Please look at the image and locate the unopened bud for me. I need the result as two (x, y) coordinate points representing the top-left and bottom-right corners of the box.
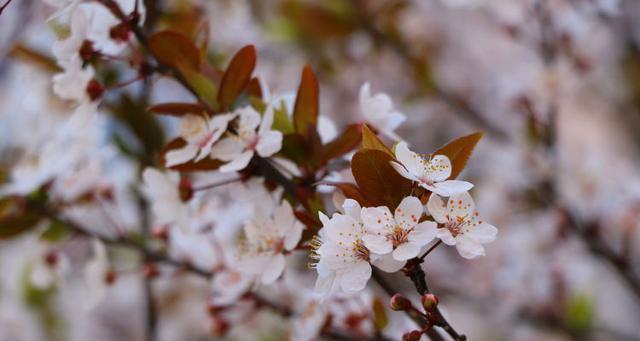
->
(179, 178), (193, 202)
(86, 79), (104, 101)
(79, 40), (95, 62)
(44, 251), (58, 268)
(208, 316), (229, 336)
(402, 330), (422, 341)
(421, 293), (439, 311)
(143, 263), (159, 279)
(109, 22), (131, 42)
(390, 293), (412, 311)
(104, 269), (117, 285)
(152, 226), (169, 241)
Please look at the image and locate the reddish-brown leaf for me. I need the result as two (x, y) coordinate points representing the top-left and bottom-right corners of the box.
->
(320, 124), (362, 164)
(433, 132), (483, 179)
(293, 65), (319, 137)
(316, 182), (369, 206)
(361, 124), (393, 156)
(245, 77), (263, 99)
(0, 198), (42, 240)
(148, 103), (207, 117)
(148, 30), (201, 70)
(351, 149), (412, 209)
(217, 45), (257, 110)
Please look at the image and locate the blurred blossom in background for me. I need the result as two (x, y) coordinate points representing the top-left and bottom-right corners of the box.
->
(1, 0), (640, 340)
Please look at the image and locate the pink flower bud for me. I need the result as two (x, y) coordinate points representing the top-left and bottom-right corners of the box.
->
(390, 293), (412, 311)
(421, 293), (439, 311)
(402, 330), (422, 341)
(86, 79), (104, 101)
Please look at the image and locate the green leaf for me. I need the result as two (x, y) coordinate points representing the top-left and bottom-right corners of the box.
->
(433, 132), (483, 179)
(148, 102), (208, 117)
(372, 297), (389, 331)
(361, 124), (393, 156)
(40, 220), (69, 243)
(272, 100), (294, 134)
(148, 30), (201, 70)
(218, 45), (257, 111)
(563, 294), (593, 333)
(280, 133), (309, 165)
(320, 124), (362, 164)
(293, 65), (319, 137)
(351, 149), (412, 209)
(179, 66), (219, 110)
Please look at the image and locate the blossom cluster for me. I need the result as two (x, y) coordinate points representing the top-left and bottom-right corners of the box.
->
(0, 1), (505, 339)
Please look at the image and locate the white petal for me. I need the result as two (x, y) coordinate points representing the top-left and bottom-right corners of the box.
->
(165, 144), (199, 167)
(447, 191), (475, 219)
(361, 206), (394, 233)
(437, 228), (457, 245)
(318, 115), (338, 143)
(285, 222), (303, 251)
(394, 142), (423, 178)
(392, 243), (421, 261)
(318, 212), (330, 227)
(426, 194), (448, 224)
(394, 196), (423, 230)
(339, 262), (371, 293)
(219, 150), (254, 173)
(390, 161), (417, 181)
(427, 155), (452, 182)
(261, 254), (286, 284)
(362, 234), (393, 255)
(408, 221), (438, 245)
(258, 105), (275, 135)
(256, 130), (283, 157)
(468, 222), (498, 244)
(371, 254), (406, 273)
(210, 137), (245, 161)
(324, 214), (360, 244)
(342, 199), (362, 221)
(431, 180), (474, 197)
(455, 236), (485, 259)
(315, 273), (335, 296)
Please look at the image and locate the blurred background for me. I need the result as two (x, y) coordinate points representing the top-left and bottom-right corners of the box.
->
(1, 0), (640, 340)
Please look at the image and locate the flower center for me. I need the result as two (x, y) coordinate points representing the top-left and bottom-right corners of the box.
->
(446, 216), (466, 237)
(352, 239), (370, 261)
(387, 225), (411, 247)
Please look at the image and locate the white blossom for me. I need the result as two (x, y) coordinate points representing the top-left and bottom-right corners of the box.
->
(391, 141), (473, 196)
(361, 196), (438, 261)
(427, 191), (498, 259)
(359, 82), (406, 141)
(312, 199), (404, 296)
(237, 200), (303, 284)
(211, 105), (283, 172)
(165, 113), (236, 167)
(142, 168), (188, 227)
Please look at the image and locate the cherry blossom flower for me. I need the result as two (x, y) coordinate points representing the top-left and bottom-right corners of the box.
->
(164, 113), (236, 167)
(361, 196), (438, 261)
(359, 82), (406, 141)
(237, 200), (303, 284)
(211, 105), (283, 173)
(391, 141), (473, 196)
(289, 299), (327, 341)
(427, 191), (498, 259)
(312, 199), (405, 295)
(84, 239), (111, 309)
(142, 168), (188, 227)
(210, 268), (253, 307)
